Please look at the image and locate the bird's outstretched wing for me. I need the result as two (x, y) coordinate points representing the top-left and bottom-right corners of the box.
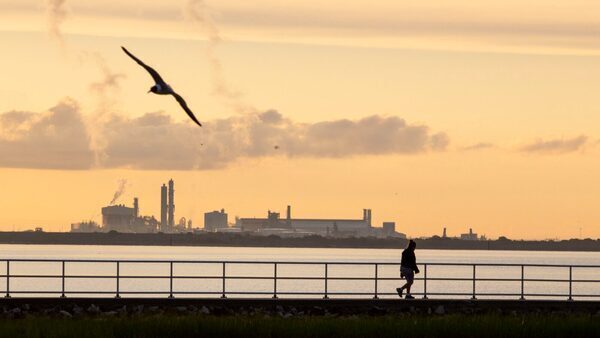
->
(171, 92), (202, 127)
(121, 46), (166, 86)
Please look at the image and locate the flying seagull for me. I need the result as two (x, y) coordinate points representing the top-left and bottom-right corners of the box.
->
(121, 46), (202, 127)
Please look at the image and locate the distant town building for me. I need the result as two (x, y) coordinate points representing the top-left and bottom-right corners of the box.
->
(460, 228), (478, 241)
(204, 209), (228, 231)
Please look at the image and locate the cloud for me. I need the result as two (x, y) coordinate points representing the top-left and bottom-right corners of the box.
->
(21, 1), (600, 54)
(519, 135), (587, 154)
(461, 142), (495, 151)
(0, 100), (447, 170)
(0, 99), (94, 169)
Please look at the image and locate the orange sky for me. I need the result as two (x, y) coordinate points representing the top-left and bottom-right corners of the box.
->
(0, 0), (599, 239)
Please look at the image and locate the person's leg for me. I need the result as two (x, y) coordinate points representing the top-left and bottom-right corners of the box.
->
(397, 268), (410, 296)
(405, 280), (413, 294)
(397, 281), (409, 295)
(404, 271), (415, 298)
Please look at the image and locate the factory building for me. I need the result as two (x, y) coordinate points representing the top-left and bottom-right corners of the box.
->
(70, 221), (101, 233)
(100, 198), (159, 233)
(291, 208), (372, 236)
(460, 228), (478, 240)
(204, 209), (228, 231)
(238, 206), (376, 237)
(382, 222), (396, 236)
(236, 206), (405, 238)
(102, 204), (136, 232)
(175, 217), (192, 232)
(238, 210), (290, 232)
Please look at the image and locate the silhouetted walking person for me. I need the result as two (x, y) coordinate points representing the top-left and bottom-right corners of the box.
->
(397, 240), (419, 299)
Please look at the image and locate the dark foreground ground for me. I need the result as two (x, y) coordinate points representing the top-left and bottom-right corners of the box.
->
(0, 299), (598, 337)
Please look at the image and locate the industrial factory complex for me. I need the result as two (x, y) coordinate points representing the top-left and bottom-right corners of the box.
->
(71, 179), (405, 238)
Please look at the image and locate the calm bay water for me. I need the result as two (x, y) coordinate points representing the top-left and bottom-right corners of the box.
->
(0, 245), (598, 299)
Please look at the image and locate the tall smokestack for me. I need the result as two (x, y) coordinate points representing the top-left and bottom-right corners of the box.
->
(133, 197), (139, 218)
(367, 209), (372, 226)
(168, 179), (175, 230)
(363, 209), (367, 221)
(286, 205), (291, 227)
(160, 184), (168, 232)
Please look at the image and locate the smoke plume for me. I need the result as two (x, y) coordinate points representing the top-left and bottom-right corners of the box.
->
(86, 52), (127, 166)
(45, 0), (68, 50)
(44, 0), (126, 167)
(184, 0), (256, 114)
(109, 179), (128, 205)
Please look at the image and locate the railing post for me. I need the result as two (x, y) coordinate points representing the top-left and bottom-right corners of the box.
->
(221, 262), (227, 299)
(471, 264), (476, 300)
(520, 265), (525, 300)
(169, 262), (174, 299)
(373, 264), (378, 299)
(323, 263), (329, 299)
(273, 263), (278, 299)
(5, 260), (9, 298)
(568, 266), (573, 301)
(61, 261), (66, 298)
(115, 261), (120, 298)
(423, 264), (428, 299)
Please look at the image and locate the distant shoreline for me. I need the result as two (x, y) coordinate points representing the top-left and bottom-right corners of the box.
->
(0, 232), (598, 252)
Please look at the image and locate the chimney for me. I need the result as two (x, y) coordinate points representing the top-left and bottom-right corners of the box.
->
(160, 184), (168, 232)
(443, 227), (447, 238)
(168, 179), (175, 230)
(365, 209), (372, 226)
(286, 205), (291, 227)
(363, 209), (367, 221)
(133, 197), (139, 218)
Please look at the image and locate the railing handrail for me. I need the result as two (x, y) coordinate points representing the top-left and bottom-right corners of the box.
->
(0, 258), (599, 268)
(1, 258), (599, 300)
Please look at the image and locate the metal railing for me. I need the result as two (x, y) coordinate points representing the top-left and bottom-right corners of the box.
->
(1, 259), (599, 300)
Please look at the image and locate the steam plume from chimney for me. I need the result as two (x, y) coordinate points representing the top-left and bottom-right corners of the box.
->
(45, 0), (68, 50)
(184, 0), (256, 114)
(44, 0), (126, 168)
(109, 179), (128, 205)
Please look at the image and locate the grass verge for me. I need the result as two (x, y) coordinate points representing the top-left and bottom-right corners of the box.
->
(0, 314), (598, 338)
